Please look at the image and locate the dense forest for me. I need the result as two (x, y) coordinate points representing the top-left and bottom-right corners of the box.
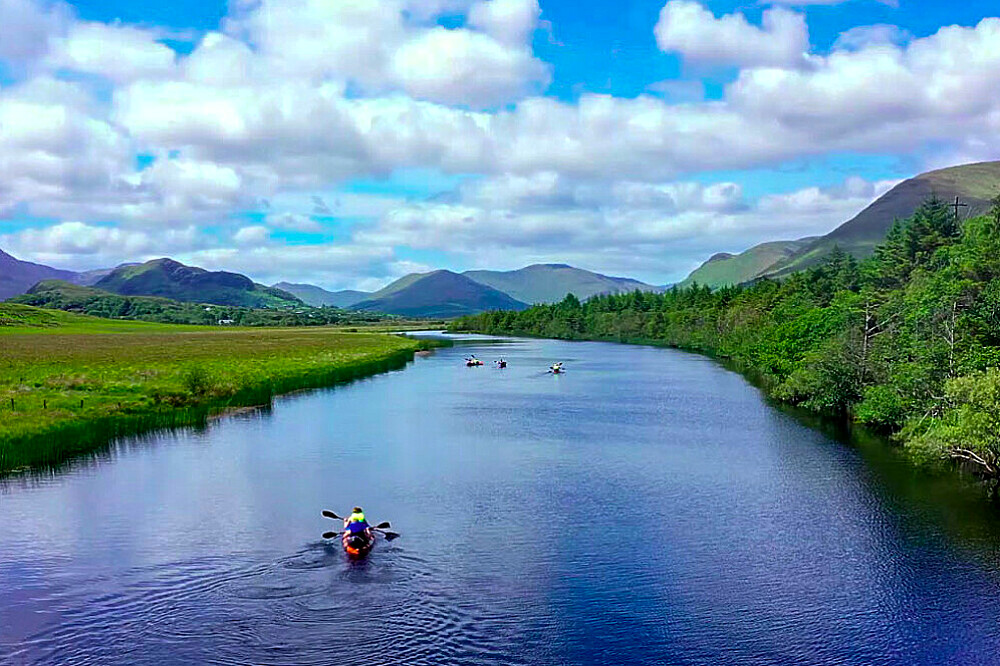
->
(454, 197), (1000, 490)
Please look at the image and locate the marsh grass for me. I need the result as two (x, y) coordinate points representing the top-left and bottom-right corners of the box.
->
(1, 306), (430, 472)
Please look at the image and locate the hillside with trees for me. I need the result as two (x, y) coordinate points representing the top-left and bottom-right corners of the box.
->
(454, 196), (1000, 493)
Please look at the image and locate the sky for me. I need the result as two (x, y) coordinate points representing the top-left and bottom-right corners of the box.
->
(1, 0), (1000, 290)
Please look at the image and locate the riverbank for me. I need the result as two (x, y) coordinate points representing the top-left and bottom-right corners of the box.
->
(0, 304), (439, 473)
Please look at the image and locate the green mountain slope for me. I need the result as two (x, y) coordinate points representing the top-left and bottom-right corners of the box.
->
(679, 239), (817, 289)
(353, 270), (527, 317)
(767, 161), (1000, 277)
(273, 282), (370, 308)
(95, 258), (302, 308)
(464, 264), (660, 304)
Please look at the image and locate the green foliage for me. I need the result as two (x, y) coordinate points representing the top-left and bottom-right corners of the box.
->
(453, 196), (1000, 487)
(907, 369), (1000, 477)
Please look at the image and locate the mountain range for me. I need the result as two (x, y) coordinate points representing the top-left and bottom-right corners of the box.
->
(272, 282), (369, 308)
(463, 264), (660, 304)
(3, 161), (998, 315)
(683, 161), (1000, 288)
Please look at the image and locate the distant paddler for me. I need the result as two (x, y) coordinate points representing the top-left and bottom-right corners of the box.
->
(549, 362), (564, 374)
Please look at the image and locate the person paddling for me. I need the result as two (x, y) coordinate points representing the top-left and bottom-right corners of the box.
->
(550, 362), (563, 373)
(343, 506), (373, 540)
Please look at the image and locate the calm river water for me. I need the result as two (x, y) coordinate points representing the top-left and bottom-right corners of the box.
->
(3, 335), (1000, 665)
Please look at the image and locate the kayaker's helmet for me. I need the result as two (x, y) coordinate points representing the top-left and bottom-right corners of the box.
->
(352, 506), (363, 513)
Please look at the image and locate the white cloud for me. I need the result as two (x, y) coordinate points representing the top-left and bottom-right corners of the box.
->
(655, 1), (809, 68)
(0, 222), (202, 270)
(45, 21), (177, 83)
(5, 0), (1000, 287)
(468, 0), (541, 46)
(392, 26), (549, 108)
(233, 225), (270, 245)
(834, 24), (911, 51)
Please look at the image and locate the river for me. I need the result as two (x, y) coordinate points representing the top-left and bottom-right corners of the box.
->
(3, 335), (1000, 665)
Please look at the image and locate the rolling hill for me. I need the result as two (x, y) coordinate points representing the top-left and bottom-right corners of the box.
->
(0, 249), (77, 301)
(352, 270), (527, 317)
(679, 239), (817, 289)
(765, 161), (1000, 276)
(273, 282), (370, 308)
(464, 264), (660, 304)
(95, 258), (302, 308)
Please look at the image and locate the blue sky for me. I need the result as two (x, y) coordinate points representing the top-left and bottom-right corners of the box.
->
(2, 0), (1000, 289)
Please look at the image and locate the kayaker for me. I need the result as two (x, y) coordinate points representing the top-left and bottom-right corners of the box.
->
(343, 506), (372, 539)
(550, 362), (563, 373)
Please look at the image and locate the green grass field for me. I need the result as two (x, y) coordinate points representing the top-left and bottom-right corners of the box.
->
(0, 304), (429, 473)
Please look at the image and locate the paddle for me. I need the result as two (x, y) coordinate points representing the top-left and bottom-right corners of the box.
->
(323, 528), (400, 541)
(322, 511), (390, 530)
(322, 512), (398, 540)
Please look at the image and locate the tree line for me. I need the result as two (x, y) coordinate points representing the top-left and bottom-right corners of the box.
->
(453, 196), (1000, 491)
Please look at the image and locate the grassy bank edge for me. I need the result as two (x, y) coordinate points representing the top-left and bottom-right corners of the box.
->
(0, 336), (448, 475)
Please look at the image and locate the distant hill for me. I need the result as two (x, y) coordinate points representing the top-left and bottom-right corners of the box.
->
(353, 270), (527, 317)
(464, 264), (660, 304)
(69, 265), (135, 287)
(11, 280), (396, 326)
(679, 239), (817, 289)
(0, 249), (77, 300)
(272, 282), (370, 308)
(95, 258), (303, 308)
(766, 161), (1000, 276)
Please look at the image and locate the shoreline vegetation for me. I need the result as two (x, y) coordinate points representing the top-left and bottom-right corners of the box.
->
(0, 304), (443, 474)
(453, 197), (1000, 496)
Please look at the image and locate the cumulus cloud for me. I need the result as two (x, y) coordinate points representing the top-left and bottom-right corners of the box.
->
(0, 222), (202, 270)
(655, 1), (809, 68)
(4, 0), (1000, 285)
(45, 21), (177, 83)
(223, 0), (546, 108)
(233, 225), (270, 245)
(833, 24), (912, 51)
(468, 0), (541, 46)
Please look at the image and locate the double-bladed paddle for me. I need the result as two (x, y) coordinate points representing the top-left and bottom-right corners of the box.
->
(322, 511), (399, 540)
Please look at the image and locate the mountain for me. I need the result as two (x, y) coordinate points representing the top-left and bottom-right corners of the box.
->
(69, 265), (136, 287)
(0, 249), (77, 301)
(766, 161), (1000, 276)
(463, 264), (661, 304)
(679, 239), (817, 289)
(272, 282), (369, 308)
(95, 258), (302, 308)
(352, 270), (527, 317)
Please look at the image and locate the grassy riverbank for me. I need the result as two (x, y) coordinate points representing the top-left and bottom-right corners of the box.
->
(454, 198), (1000, 493)
(0, 304), (433, 473)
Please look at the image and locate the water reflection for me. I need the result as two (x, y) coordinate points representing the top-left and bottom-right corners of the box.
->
(3, 336), (1000, 665)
